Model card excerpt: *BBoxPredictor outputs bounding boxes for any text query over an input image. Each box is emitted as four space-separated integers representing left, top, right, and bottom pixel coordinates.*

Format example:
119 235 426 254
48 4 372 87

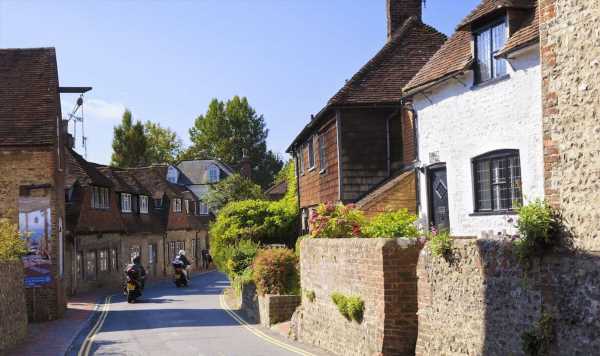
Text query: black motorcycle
124 266 145 303
172 260 188 288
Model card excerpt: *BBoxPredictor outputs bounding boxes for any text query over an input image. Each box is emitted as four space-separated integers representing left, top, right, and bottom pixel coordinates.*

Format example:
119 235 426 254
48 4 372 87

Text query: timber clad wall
340 108 396 202
540 0 600 251
298 119 339 208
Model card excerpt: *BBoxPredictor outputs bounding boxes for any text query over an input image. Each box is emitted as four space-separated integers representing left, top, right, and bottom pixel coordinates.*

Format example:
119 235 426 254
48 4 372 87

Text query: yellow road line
219 294 315 356
78 295 112 356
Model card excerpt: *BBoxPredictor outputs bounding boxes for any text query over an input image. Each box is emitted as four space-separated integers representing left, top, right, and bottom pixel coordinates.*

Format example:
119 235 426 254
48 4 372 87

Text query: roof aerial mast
59 86 92 158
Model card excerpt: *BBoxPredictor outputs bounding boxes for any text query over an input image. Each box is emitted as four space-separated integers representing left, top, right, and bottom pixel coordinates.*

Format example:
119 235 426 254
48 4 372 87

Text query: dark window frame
472 149 522 213
318 133 327 173
307 137 316 170
474 17 508 84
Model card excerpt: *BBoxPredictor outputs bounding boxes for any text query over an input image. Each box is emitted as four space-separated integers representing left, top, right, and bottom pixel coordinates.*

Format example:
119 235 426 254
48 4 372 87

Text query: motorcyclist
126 255 146 291
176 250 191 281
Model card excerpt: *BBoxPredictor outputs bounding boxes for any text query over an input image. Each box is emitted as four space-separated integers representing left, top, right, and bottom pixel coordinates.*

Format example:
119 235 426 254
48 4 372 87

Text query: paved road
74 271 310 356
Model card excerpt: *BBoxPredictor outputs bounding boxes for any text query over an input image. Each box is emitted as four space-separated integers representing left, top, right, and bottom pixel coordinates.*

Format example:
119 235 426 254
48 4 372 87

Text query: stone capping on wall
293 237 422 356
416 238 600 355
0 261 28 352
240 282 301 327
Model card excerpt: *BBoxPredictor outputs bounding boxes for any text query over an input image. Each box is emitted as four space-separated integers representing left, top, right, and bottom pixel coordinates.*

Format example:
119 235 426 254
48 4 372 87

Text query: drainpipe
162 232 167 277
294 152 302 239
407 103 421 213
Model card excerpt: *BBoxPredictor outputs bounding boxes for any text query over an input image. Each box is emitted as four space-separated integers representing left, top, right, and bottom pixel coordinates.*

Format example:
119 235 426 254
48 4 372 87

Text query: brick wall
298 119 339 208
293 238 421 356
241 283 301 327
540 0 600 251
416 238 600 355
0 149 66 321
0 261 28 352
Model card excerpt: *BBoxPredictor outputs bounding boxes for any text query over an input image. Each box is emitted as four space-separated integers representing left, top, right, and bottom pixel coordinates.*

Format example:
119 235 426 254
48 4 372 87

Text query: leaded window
473 150 522 212
475 20 507 83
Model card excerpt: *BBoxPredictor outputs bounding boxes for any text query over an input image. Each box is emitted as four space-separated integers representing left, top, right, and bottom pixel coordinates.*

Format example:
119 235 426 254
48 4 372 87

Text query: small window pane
476 160 492 211
476 29 492 82
308 138 315 169
492 22 507 77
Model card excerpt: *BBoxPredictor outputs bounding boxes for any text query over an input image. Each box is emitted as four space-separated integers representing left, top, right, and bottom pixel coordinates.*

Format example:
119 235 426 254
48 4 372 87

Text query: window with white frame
473 150 522 212
208 166 220 183
139 195 149 214
184 199 190 214
121 193 132 213
91 186 110 209
308 137 315 170
298 147 305 175
474 19 507 83
199 201 209 215
173 198 182 212
98 249 108 272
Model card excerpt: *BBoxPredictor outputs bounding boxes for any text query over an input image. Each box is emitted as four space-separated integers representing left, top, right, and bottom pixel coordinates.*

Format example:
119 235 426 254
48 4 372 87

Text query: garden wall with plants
416 238 600 356
0 261 28 353
291 238 422 356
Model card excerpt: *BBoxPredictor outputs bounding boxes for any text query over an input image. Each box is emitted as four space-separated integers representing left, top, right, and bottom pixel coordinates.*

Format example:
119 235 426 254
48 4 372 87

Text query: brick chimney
239 149 252 179
387 0 423 40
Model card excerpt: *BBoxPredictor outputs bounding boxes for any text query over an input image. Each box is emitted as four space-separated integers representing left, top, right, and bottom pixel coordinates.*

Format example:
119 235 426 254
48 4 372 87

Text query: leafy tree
111 110 148 168
204 174 264 212
144 121 183 164
0 218 26 261
185 96 283 188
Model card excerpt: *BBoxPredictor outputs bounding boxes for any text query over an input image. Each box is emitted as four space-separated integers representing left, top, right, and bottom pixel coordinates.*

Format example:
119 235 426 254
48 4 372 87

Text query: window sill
471 74 510 90
319 169 327 175
469 211 517 217
308 166 316 172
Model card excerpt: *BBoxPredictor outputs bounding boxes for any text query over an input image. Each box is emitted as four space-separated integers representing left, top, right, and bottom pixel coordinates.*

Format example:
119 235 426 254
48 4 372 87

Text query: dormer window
173 198 182 213
208 166 220 183
91 186 110 209
184 199 190 214
139 195 149 214
474 19 507 83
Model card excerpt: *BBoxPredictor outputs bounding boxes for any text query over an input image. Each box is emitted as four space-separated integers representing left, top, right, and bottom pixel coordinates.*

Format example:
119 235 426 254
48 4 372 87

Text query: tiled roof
0 48 60 147
328 17 447 106
457 0 536 28
97 167 148 195
497 5 539 57
265 180 288 201
288 18 446 151
404 0 539 94
66 148 113 188
127 166 181 199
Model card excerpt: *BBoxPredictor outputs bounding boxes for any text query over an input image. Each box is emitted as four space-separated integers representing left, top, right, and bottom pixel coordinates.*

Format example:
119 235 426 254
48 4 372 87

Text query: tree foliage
185 96 283 188
111 110 149 168
0 218 26 261
144 121 183 164
204 174 264 212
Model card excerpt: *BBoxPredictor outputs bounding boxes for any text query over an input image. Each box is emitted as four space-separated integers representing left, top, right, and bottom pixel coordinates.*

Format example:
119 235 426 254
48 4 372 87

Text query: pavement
62 271 325 356
7 289 107 356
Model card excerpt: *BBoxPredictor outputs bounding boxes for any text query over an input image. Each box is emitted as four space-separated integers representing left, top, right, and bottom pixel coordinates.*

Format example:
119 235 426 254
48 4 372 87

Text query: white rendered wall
414 45 543 238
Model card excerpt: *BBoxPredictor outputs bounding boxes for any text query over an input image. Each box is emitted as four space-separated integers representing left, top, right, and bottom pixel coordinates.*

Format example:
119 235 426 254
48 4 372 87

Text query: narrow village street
67 272 318 356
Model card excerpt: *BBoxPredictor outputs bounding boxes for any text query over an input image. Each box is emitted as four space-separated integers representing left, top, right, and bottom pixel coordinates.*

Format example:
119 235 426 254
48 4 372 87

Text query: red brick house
287 0 446 230
65 146 225 293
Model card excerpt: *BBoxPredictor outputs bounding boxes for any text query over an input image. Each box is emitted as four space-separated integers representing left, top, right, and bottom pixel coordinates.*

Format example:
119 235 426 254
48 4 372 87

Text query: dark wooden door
428 166 450 231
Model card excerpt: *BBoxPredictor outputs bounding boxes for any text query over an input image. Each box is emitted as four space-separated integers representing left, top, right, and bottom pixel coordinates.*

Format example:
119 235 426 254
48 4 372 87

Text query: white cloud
81 99 126 122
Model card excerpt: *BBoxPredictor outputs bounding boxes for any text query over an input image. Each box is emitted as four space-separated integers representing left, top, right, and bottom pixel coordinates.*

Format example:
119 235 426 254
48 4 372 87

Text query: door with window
428 165 450 232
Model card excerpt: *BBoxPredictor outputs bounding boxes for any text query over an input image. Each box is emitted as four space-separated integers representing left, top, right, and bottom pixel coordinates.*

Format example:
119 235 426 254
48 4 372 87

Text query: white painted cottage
403 0 542 238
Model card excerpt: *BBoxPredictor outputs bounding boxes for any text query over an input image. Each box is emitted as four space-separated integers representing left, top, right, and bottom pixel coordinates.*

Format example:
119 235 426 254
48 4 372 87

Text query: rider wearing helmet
176 249 191 281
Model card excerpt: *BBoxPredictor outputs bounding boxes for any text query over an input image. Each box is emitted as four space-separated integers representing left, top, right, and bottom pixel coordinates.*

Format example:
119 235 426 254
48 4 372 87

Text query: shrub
331 292 364 322
522 313 554 356
232 267 254 296
514 200 557 262
226 239 260 278
428 229 453 258
253 248 300 296
0 218 26 261
309 203 365 238
363 209 419 238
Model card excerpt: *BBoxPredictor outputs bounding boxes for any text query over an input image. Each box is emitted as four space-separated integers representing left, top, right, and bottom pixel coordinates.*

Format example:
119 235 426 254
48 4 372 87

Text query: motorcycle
172 260 188 288
124 266 144 303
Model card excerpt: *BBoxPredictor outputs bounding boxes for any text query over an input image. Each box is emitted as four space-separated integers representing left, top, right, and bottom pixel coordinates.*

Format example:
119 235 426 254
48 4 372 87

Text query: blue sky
0 0 480 164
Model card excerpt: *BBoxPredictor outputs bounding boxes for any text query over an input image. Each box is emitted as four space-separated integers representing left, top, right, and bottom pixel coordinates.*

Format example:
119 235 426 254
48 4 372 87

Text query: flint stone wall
416 238 600 355
0 261 28 352
293 238 422 356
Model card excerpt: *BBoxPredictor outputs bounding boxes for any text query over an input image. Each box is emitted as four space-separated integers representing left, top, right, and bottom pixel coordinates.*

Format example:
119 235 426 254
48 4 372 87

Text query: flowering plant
309 202 365 238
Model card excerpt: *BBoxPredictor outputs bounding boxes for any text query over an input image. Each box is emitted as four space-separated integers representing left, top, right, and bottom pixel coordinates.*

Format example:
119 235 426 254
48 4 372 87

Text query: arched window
472 149 522 212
